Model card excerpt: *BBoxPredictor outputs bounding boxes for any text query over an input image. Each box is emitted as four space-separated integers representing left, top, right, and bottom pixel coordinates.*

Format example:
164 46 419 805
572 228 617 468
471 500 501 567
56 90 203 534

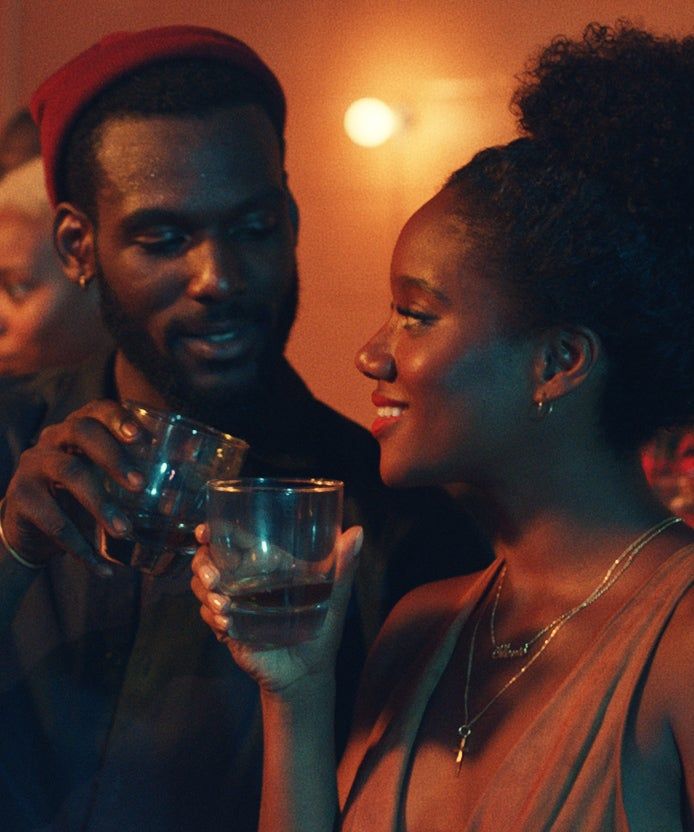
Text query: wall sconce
343 98 405 147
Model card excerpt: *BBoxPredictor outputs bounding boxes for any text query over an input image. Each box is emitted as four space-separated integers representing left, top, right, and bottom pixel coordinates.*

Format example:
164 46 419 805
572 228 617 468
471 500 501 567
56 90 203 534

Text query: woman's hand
190 524 363 696
1 399 145 574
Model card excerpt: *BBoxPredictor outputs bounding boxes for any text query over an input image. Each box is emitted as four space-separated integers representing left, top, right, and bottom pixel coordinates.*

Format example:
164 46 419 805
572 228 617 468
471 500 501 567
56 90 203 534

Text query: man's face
91 106 298 424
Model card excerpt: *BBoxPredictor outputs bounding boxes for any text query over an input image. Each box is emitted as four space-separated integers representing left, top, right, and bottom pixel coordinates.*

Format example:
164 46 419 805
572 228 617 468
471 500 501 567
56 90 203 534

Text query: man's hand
1 399 146 574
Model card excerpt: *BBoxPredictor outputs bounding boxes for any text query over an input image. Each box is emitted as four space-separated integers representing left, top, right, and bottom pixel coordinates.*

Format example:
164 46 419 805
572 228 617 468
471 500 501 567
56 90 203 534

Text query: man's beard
95 262 299 433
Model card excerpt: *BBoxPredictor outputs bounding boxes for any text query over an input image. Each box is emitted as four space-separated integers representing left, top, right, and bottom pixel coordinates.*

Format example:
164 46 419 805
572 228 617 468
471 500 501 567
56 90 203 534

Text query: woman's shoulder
371 569 489 662
381 572 482 641
351 570 491 725
644 554 693 720
624 551 693 824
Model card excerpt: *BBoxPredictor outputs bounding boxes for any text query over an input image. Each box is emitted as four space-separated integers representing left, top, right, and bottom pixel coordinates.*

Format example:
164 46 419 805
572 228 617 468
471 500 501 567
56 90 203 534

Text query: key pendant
456 726 472 774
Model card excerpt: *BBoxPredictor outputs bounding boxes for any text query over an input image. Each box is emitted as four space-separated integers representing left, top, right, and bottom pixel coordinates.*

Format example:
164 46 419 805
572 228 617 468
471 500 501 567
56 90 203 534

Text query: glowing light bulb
343 98 402 147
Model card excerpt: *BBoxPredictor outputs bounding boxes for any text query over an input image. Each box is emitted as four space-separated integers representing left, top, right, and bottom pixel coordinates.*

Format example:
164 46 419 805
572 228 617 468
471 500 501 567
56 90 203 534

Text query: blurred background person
0 108 41 181
0 156 112 383
643 426 694 528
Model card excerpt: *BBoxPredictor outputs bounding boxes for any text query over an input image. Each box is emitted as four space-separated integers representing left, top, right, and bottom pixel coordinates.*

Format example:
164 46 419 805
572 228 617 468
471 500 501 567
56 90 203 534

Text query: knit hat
30 25 286 206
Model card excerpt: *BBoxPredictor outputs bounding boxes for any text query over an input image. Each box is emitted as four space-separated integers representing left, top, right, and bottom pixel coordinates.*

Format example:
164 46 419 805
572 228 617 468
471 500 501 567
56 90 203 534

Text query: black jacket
0 352 490 832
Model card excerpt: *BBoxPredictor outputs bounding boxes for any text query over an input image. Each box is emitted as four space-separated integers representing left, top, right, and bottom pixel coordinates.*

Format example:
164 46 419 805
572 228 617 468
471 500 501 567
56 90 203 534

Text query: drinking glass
99 402 248 576
206 478 344 647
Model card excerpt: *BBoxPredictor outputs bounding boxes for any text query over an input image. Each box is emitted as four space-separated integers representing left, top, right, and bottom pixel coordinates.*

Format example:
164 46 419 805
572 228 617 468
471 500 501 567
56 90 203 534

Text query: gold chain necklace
455 515 682 772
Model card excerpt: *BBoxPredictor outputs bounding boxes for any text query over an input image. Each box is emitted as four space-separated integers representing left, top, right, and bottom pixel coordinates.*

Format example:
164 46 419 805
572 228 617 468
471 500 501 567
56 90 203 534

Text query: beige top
338 545 693 831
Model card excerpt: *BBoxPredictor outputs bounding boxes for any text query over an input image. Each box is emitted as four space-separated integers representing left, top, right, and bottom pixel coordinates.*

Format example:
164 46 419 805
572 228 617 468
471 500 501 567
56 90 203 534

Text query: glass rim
123 400 249 450
207 477 343 493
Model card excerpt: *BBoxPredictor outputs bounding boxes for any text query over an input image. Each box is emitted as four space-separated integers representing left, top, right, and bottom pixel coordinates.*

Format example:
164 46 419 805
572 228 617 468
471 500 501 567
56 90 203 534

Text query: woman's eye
1 277 34 302
395 305 436 327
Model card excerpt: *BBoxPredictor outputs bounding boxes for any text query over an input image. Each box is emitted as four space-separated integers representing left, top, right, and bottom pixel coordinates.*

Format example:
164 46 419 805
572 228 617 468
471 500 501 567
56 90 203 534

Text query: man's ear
53 203 97 286
532 325 602 401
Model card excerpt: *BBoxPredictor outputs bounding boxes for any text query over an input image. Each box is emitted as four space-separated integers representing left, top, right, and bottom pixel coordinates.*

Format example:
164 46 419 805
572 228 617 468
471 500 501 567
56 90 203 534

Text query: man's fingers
11 495 112 576
40 416 144 494
59 399 145 445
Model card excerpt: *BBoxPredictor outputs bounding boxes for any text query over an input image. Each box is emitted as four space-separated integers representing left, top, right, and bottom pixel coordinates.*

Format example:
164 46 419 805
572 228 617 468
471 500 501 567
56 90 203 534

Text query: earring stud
531 396 554 420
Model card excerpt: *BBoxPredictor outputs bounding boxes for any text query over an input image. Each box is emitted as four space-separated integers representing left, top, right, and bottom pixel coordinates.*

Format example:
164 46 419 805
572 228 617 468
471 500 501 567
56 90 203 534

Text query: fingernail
110 512 130 535
127 470 144 489
210 595 229 613
200 566 215 585
214 614 229 630
121 420 140 439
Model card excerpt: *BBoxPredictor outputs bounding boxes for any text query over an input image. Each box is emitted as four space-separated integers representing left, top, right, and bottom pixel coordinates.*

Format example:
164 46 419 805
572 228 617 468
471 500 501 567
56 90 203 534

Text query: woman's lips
370 393 408 437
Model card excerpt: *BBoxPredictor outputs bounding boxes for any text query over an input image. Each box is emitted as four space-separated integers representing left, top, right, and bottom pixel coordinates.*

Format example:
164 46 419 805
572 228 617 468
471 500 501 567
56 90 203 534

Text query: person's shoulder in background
0 349 115 496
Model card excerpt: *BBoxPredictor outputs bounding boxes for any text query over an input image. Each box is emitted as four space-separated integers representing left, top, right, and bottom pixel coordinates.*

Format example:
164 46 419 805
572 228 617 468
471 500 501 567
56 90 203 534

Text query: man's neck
113 351 170 411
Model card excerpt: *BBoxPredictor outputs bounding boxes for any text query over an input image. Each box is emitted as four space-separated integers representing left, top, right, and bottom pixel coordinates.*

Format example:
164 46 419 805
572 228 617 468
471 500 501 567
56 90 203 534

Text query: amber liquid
99 512 196 576
129 513 196 552
223 575 333 647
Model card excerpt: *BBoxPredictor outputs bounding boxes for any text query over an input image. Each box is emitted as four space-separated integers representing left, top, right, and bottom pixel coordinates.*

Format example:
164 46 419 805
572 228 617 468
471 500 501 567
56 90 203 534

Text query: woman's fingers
191 527 364 667
335 526 364 581
330 526 363 611
194 523 210 544
191 545 220 588
191 545 231 641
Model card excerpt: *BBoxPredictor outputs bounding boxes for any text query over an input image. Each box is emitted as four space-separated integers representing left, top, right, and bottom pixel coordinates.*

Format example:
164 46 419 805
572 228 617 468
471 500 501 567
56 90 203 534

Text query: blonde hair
0 156 51 221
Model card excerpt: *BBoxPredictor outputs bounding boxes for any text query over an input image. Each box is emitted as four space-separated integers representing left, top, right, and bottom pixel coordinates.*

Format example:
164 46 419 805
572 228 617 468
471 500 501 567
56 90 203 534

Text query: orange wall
3 0 691 428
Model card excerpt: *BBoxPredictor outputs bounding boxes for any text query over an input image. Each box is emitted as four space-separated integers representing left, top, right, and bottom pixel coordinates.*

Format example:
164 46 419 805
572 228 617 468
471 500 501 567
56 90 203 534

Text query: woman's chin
379 461 435 490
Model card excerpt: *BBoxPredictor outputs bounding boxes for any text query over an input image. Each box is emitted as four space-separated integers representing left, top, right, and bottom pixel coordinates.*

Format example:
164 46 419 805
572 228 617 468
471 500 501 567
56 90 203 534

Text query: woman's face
0 211 100 376
356 188 537 489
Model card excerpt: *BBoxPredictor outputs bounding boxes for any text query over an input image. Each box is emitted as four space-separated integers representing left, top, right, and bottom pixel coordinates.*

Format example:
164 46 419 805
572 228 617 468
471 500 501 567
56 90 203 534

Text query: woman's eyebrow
398 275 452 306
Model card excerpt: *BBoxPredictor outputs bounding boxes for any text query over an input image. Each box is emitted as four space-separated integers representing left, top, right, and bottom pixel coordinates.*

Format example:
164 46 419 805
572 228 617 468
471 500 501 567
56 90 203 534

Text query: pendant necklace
455 515 682 772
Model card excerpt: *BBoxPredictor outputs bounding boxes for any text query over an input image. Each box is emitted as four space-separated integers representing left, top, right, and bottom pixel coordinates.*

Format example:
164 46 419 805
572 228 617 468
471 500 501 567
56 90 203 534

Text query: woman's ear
53 203 97 286
532 326 603 401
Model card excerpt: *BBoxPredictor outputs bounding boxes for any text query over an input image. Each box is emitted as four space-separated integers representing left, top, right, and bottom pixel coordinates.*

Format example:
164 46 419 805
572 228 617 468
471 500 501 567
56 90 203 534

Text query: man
0 26 490 831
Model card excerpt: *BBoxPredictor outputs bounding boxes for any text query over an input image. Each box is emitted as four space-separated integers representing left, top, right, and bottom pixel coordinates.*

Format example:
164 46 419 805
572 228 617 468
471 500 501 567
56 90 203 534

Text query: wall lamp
343 97 406 147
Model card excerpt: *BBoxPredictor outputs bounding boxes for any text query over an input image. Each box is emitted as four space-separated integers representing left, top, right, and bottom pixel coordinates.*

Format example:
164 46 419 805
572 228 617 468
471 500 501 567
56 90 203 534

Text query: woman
191 23 693 830
0 108 40 182
0 157 111 382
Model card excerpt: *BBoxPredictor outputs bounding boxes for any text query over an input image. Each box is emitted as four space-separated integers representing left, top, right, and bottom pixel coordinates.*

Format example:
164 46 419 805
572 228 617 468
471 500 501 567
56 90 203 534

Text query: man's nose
186 238 246 300
355 327 396 381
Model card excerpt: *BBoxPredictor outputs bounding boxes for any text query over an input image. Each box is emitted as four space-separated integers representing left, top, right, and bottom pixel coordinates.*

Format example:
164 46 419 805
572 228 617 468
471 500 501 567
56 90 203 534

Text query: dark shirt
0 353 491 831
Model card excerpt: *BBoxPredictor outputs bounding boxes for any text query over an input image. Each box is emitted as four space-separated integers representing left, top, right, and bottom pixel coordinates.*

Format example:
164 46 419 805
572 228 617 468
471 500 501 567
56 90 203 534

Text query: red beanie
30 25 286 207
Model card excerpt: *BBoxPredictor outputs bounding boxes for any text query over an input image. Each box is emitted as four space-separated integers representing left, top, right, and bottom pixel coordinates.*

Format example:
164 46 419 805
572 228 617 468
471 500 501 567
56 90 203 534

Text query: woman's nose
355 330 395 381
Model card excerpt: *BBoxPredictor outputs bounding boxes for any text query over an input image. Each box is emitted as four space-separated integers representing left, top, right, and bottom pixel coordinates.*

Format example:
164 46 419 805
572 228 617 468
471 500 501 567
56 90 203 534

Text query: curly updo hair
445 22 693 454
